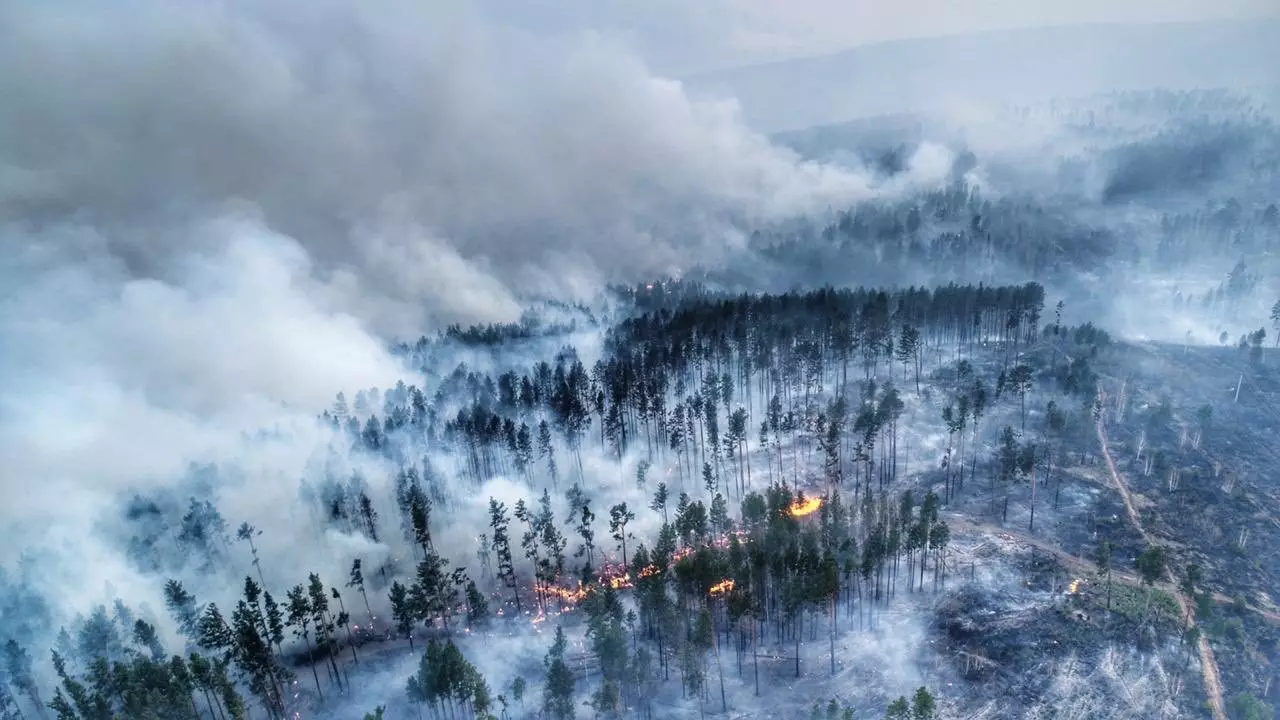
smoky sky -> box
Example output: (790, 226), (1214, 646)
(0, 0), (894, 334)
(0, 0), (946, 595)
(478, 0), (1280, 75)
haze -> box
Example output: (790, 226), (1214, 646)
(1, 2), (1278, 720)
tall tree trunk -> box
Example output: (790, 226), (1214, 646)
(303, 635), (323, 699)
(201, 690), (219, 720)
(1029, 465), (1038, 532)
(713, 626), (727, 713)
(829, 596), (837, 676)
(794, 612), (802, 678)
(752, 619), (760, 697)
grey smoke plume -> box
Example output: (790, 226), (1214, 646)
(0, 0), (930, 624)
(0, 0), (907, 334)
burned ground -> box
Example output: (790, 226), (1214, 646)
(1083, 342), (1280, 710)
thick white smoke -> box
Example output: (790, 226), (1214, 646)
(0, 0), (890, 329)
(0, 0), (906, 623)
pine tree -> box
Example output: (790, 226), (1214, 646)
(1136, 545), (1167, 618)
(543, 627), (576, 720)
(490, 498), (522, 613)
(408, 487), (434, 556)
(234, 523), (266, 588)
(514, 499), (545, 613)
(229, 589), (286, 717)
(1271, 298), (1280, 346)
(263, 591), (285, 658)
(609, 503), (636, 568)
(348, 559), (376, 628)
(536, 489), (568, 594)
(538, 420), (559, 486)
(465, 579), (490, 628)
(1096, 540), (1113, 611)
(650, 483), (670, 525)
(307, 574), (343, 692)
(357, 492), (380, 543)
(709, 493), (731, 536)
(1008, 364), (1034, 432)
(330, 587), (358, 665)
(285, 586), (324, 698)
(163, 580), (203, 645)
(2, 640), (44, 720)
(570, 490), (597, 579)
(388, 581), (415, 651)
(911, 686), (937, 719)
(897, 325), (922, 391)
(517, 422), (535, 481)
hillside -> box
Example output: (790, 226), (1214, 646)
(684, 19), (1280, 132)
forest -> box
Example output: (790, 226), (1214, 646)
(2, 3), (1280, 718)
(6, 256), (1280, 718)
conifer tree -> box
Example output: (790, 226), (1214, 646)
(543, 627), (576, 720)
(489, 498), (522, 613)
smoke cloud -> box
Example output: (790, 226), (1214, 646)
(0, 0), (905, 629)
(0, 0), (885, 330)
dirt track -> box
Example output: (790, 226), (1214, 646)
(1096, 413), (1227, 720)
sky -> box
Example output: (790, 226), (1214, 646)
(481, 0), (1280, 74)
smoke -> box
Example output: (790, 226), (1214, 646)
(9, 1), (1260, 715)
(0, 0), (910, 653)
(0, 219), (407, 642)
(0, 0), (887, 330)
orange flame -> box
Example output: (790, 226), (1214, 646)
(789, 496), (822, 518)
(520, 531), (753, 617)
(537, 582), (591, 605)
(1066, 578), (1083, 595)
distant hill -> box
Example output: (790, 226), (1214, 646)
(682, 19), (1280, 132)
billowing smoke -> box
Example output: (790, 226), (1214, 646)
(10, 2), (1264, 718)
(0, 0), (916, 640)
(0, 0), (902, 333)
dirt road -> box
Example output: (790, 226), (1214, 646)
(1096, 415), (1227, 720)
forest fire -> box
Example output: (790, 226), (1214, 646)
(709, 578), (735, 596)
(524, 537), (746, 619)
(609, 561), (665, 588)
(1066, 578), (1084, 595)
(789, 496), (823, 518)
(538, 582), (591, 605)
